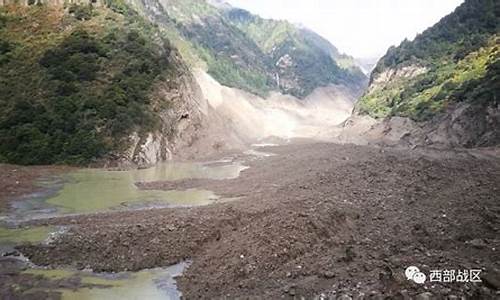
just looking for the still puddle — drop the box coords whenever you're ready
[0,226,57,245]
[0,226,189,299]
[0,161,245,298]
[0,225,60,254]
[7,160,248,218]
[22,262,189,300]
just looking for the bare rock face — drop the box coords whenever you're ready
[130,133,168,166]
[276,54,301,94]
[348,64,499,149]
[368,64,428,93]
[424,101,500,147]
[111,64,207,168]
[339,115,423,147]
[341,101,500,149]
[367,117,424,147]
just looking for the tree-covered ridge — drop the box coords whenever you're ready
[357,0,499,121]
[374,0,499,73]
[123,0,275,96]
[0,3,180,165]
[225,8,295,53]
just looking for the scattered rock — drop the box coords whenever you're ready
[467,239,487,249]
[416,292,433,300]
[2,250,20,257]
[396,289,411,300]
[284,284,296,295]
[483,269,500,290]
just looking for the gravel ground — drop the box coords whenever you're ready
[9,142,500,299]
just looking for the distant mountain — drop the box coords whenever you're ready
[355,57,379,76]
[130,0,367,98]
[354,0,499,147]
[225,8,367,97]
[206,0,231,10]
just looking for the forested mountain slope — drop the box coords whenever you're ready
[0,1,205,165]
[224,7,366,97]
[353,0,499,147]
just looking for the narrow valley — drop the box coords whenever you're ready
[0,0,498,299]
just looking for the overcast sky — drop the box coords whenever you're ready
[226,0,464,58]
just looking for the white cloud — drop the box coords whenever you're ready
[226,0,464,58]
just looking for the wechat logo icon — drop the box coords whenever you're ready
[405,266,426,284]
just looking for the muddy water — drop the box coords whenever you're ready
[47,161,247,214]
[22,262,189,300]
[0,225,189,300]
[244,149,276,158]
[6,160,248,218]
[0,160,248,299]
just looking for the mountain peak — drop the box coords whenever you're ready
[206,0,232,10]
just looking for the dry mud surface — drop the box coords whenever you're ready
[10,143,500,299]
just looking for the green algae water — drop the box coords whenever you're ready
[22,262,189,300]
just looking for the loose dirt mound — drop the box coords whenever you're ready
[18,143,500,299]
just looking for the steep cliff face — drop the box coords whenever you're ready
[117,69,207,167]
[352,0,499,148]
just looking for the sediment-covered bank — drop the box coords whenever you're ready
[14,142,500,299]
